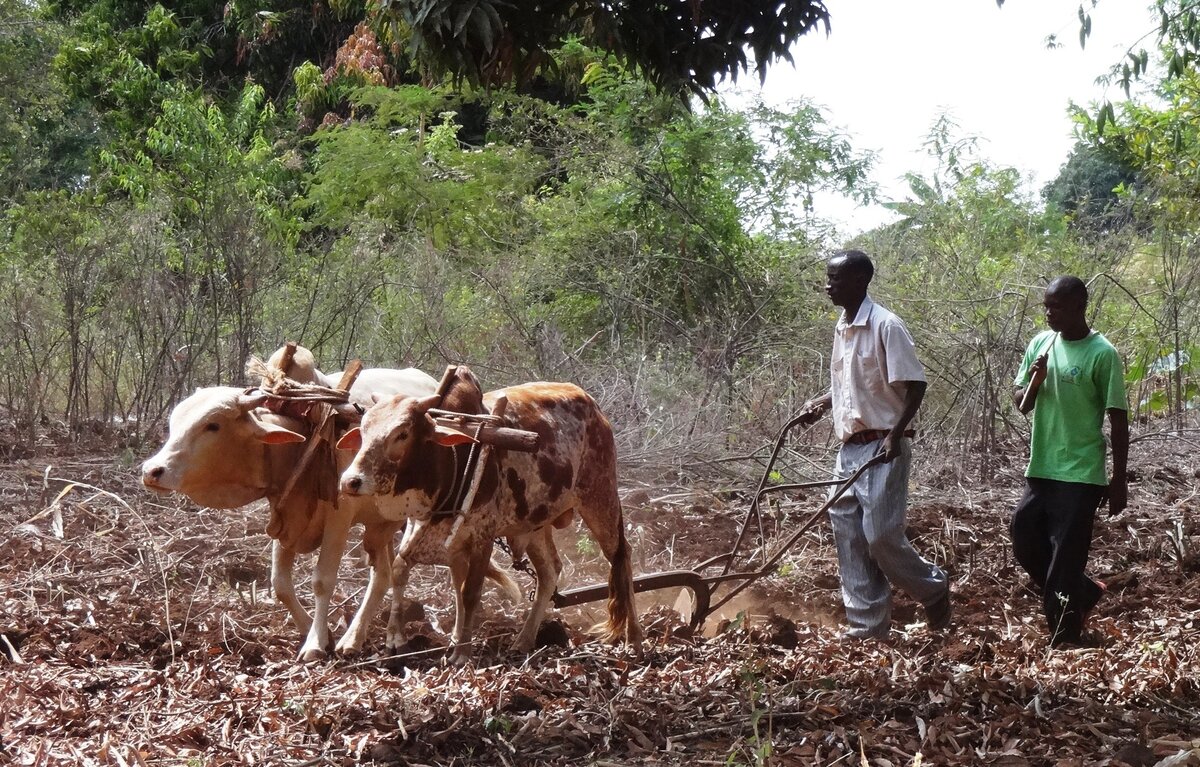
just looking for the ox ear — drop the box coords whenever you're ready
[247,413,306,444]
[336,427,362,452]
[431,423,478,447]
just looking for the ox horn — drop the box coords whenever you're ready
[237,389,269,411]
[413,393,442,414]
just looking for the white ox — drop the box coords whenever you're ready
[141,347,516,659]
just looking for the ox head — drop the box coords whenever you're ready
[141,386,307,509]
[337,366,484,498]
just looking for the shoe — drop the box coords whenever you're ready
[839,628,890,642]
[925,587,953,631]
[1050,631,1103,649]
[1080,579,1108,626]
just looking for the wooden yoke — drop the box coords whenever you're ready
[276,359,364,512]
[428,410,539,452]
[429,364,538,452]
[434,365,458,401]
[278,341,298,376]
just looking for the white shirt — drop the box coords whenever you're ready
[830,295,926,443]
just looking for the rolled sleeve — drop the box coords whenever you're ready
[882,319,926,384]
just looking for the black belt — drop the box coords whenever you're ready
[845,428,914,445]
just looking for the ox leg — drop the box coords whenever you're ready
[335,521,398,656]
[386,519,427,652]
[578,491,644,648]
[512,527,560,653]
[448,539,492,666]
[271,541,312,634]
[298,505,355,661]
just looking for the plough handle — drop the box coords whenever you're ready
[705,452,886,617]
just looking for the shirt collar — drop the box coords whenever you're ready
[837,294,875,330]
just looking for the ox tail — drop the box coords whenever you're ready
[604,516,644,648]
[486,558,523,603]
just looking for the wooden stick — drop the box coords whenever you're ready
[1019,333,1057,412]
[278,342,298,375]
[435,365,458,398]
[276,403,334,510]
[336,359,363,392]
[431,420,538,452]
[275,361,362,512]
[446,395,508,549]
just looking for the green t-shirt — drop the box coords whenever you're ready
[1015,329,1128,486]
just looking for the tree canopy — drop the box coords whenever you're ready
[387,0,831,95]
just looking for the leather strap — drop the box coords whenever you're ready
[845,428,915,445]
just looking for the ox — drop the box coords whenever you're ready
[337,366,643,663]
[141,347,517,659]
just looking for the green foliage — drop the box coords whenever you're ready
[303,85,545,250]
[382,0,831,96]
[1078,61,1200,424]
[575,536,598,558]
[51,0,381,115]
[1043,140,1143,234]
[18,4,1176,474]
[54,3,205,136]
[0,0,98,202]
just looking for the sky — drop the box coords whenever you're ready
[722,0,1162,236]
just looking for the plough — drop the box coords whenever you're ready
[551,413,884,630]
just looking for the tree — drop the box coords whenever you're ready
[0,0,98,203]
[387,0,831,96]
[1084,66,1200,425]
[1042,139,1143,235]
[864,120,1123,478]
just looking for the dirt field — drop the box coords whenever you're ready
[2,427,1199,766]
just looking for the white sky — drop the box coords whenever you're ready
[722,0,1161,236]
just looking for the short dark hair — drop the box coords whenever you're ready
[830,249,874,281]
[1047,275,1088,305]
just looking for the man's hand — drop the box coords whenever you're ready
[1028,351,1049,386]
[794,397,829,427]
[880,430,904,463]
[1015,352,1050,413]
[1104,476,1128,517]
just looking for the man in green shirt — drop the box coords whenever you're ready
[1012,275,1128,647]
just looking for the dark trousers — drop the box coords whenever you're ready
[1010,478,1105,645]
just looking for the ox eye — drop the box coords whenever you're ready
[205,422,220,432]
[393,430,409,442]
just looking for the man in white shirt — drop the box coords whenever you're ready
[796,250,951,639]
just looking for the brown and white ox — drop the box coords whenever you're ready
[140,348,517,660]
[337,367,643,663]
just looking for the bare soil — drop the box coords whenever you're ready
[1,428,1199,766]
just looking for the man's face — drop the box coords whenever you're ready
[825,259,865,308]
[1043,288,1084,332]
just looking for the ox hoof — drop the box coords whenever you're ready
[334,637,364,656]
[298,645,329,662]
[384,634,408,654]
[448,648,474,667]
[511,634,536,654]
